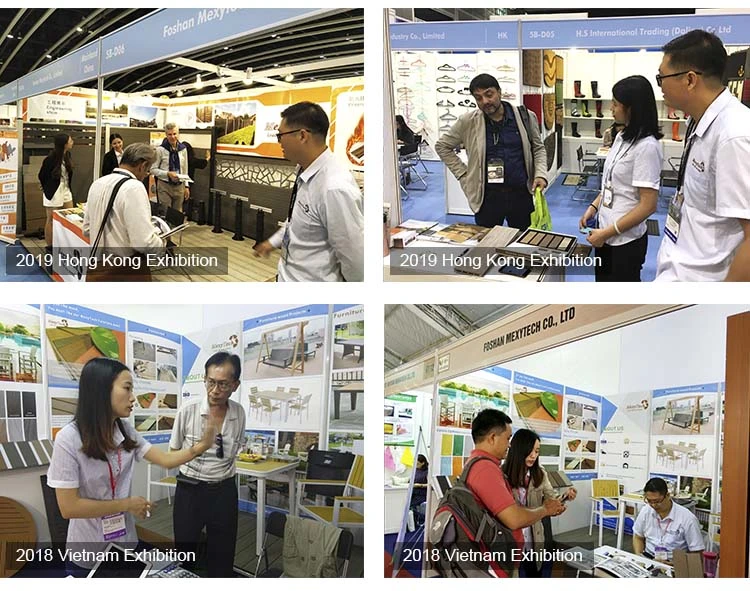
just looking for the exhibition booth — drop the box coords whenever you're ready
[0,303,364,577]
[384,304,750,578]
[0,8,364,282]
[384,11,750,281]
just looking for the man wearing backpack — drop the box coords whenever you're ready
[435,74,548,230]
[466,410,564,571]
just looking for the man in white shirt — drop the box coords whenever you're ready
[253,101,364,281]
[83,143,165,280]
[632,477,705,563]
[655,30,750,281]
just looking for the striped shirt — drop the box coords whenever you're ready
[169,397,245,482]
[47,420,151,568]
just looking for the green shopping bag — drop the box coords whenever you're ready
[530,187,552,231]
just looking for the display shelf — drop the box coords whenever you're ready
[564,115,687,124]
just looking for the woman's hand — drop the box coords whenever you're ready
[586,228,610,248]
[579,206,596,231]
[127,496,153,519]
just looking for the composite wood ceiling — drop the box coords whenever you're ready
[0,8,363,97]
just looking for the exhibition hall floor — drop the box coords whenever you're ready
[400,160,672,282]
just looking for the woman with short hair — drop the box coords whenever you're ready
[579,75,663,281]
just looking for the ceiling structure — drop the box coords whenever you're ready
[0,8,363,97]
[384,304,525,371]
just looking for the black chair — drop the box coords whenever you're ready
[572,145,600,202]
[302,450,355,505]
[39,475,69,553]
[164,206,187,228]
[660,156,681,203]
[398,137,427,193]
[254,511,354,577]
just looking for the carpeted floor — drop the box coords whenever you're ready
[400,160,674,282]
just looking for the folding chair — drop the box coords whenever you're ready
[297,454,363,530]
[572,145,599,202]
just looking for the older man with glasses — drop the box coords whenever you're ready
[169,351,245,577]
[632,477,704,564]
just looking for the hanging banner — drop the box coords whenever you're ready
[127,321,182,444]
[384,393,417,446]
[241,305,328,433]
[0,128,19,241]
[17,43,99,100]
[331,88,364,172]
[330,304,364,434]
[45,305,126,438]
[27,94,86,124]
[0,305,45,447]
[389,21,519,50]
[511,372,563,438]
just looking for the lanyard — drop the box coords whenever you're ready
[676,119,698,193]
[603,137,635,187]
[657,516,673,543]
[286,175,301,221]
[106,448,122,500]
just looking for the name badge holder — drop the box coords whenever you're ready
[487,159,504,184]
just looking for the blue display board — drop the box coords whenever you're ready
[100,8,325,76]
[17,43,100,99]
[389,21,519,50]
[522,14,750,49]
[0,82,17,105]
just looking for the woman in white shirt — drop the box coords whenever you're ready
[580,75,663,281]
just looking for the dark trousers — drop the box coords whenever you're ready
[474,185,533,230]
[594,232,648,282]
[519,559,542,577]
[173,478,238,577]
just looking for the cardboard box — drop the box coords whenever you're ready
[672,550,704,578]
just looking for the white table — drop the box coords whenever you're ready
[235,459,300,556]
[254,389,302,422]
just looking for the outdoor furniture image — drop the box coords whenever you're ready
[256,321,310,376]
[336,338,364,363]
[0,347,14,381]
[662,395,705,434]
[331,381,364,420]
[253,389,314,424]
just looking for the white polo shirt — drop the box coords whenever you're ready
[598,133,662,246]
[632,501,705,559]
[655,89,750,281]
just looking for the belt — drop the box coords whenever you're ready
[178,474,235,488]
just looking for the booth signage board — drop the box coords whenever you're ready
[437,305,685,381]
[522,14,750,49]
[389,21,519,50]
[0,129,18,241]
[100,8,329,76]
[0,82,17,105]
[385,355,435,396]
[17,43,100,100]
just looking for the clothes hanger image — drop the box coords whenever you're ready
[437,63,456,71]
[436,86,456,93]
[436,99,455,107]
[436,75,456,83]
[439,110,457,121]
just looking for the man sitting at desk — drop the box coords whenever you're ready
[632,477,705,563]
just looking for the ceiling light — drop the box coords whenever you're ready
[224,46,229,51]
[284,74,294,82]
[76,26,83,32]
[220,83,228,93]
[172,64,177,68]
[195,74,203,89]
[274,63,280,68]
[320,55,326,59]
[46,54,52,59]
[271,34,278,38]
[243,67,253,86]
[6,34,13,39]
[176,89,184,97]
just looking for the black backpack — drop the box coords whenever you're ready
[427,456,517,578]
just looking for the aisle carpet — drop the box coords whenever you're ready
[400,160,673,282]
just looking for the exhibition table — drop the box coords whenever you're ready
[235,458,300,556]
[337,338,364,362]
[331,381,364,420]
[51,208,89,282]
[384,484,410,534]
[253,389,305,422]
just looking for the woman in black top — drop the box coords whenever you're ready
[39,133,74,249]
[101,133,124,176]
[395,115,416,145]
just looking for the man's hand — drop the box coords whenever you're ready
[167,171,179,182]
[566,487,578,501]
[543,497,565,517]
[253,240,275,258]
[532,177,548,192]
[205,150,211,161]
[184,187,190,200]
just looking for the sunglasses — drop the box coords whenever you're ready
[656,70,702,87]
[215,433,224,459]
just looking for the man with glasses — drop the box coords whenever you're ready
[253,101,364,281]
[632,478,704,563]
[654,30,750,281]
[169,351,245,577]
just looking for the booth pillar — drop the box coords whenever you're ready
[722,310,750,577]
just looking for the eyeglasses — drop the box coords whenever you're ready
[215,433,224,459]
[275,129,306,142]
[644,495,666,506]
[204,378,235,392]
[655,70,703,87]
